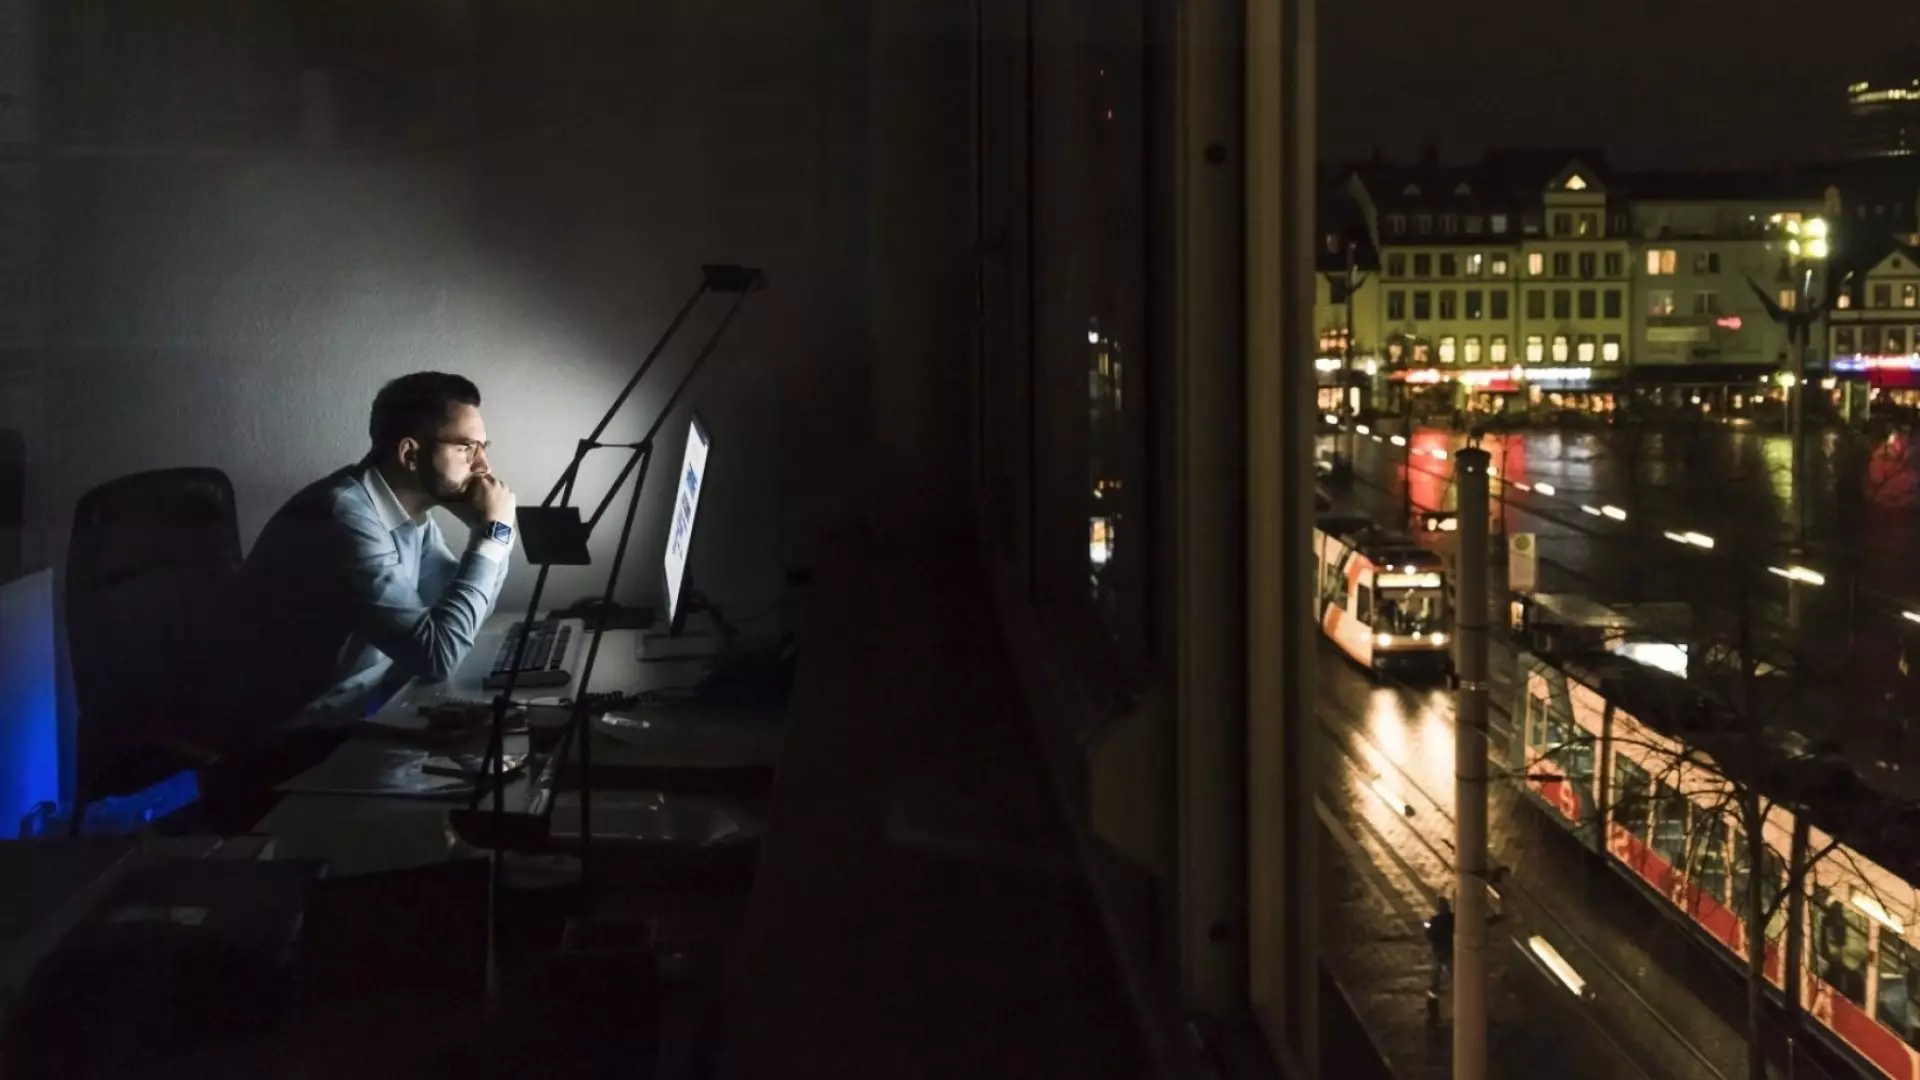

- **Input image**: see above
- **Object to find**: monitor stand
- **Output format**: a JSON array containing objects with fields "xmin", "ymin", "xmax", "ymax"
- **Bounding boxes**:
[{"xmin": 635, "ymin": 608, "xmax": 728, "ymax": 662}]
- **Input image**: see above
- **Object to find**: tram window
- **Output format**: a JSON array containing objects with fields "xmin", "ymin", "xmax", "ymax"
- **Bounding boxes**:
[
  {"xmin": 1690, "ymin": 814, "xmax": 1729, "ymax": 907},
  {"xmin": 1877, "ymin": 933, "xmax": 1920, "ymax": 1047},
  {"xmin": 1611, "ymin": 755, "xmax": 1652, "ymax": 840},
  {"xmin": 1525, "ymin": 695, "xmax": 1549, "ymax": 749},
  {"xmin": 1652, "ymin": 783, "xmax": 1689, "ymax": 866},
  {"xmin": 1546, "ymin": 710, "xmax": 1593, "ymax": 785},
  {"xmin": 1729, "ymin": 839, "xmax": 1786, "ymax": 938},
  {"xmin": 1356, "ymin": 584, "xmax": 1373, "ymax": 623},
  {"xmin": 1321, "ymin": 563, "xmax": 1346, "ymax": 611},
  {"xmin": 1811, "ymin": 889, "xmax": 1871, "ymax": 1008}
]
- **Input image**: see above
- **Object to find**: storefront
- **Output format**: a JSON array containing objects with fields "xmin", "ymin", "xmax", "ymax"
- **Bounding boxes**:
[
  {"xmin": 1833, "ymin": 353, "xmax": 1920, "ymax": 421},
  {"xmin": 1315, "ymin": 353, "xmax": 1379, "ymax": 416},
  {"xmin": 1387, "ymin": 365, "xmax": 1623, "ymax": 422}
]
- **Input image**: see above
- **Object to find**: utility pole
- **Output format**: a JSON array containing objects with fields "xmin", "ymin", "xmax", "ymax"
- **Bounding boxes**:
[{"xmin": 1453, "ymin": 446, "xmax": 1491, "ymax": 1080}]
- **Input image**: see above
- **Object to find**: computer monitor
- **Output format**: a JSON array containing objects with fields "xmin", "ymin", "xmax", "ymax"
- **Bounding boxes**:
[{"xmin": 660, "ymin": 414, "xmax": 711, "ymax": 636}]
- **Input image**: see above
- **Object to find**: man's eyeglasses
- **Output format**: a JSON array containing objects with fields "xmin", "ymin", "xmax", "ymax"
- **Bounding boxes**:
[{"xmin": 435, "ymin": 437, "xmax": 492, "ymax": 460}]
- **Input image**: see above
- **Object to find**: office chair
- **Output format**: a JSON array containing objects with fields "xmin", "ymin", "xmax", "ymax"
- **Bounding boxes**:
[{"xmin": 66, "ymin": 467, "xmax": 244, "ymax": 835}]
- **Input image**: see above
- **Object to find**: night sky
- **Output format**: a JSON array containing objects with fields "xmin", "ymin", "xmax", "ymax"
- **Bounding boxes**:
[{"xmin": 1320, "ymin": 0, "xmax": 1920, "ymax": 168}]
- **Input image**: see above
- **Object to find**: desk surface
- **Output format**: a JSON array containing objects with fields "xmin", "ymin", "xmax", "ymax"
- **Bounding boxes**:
[{"xmin": 253, "ymin": 614, "xmax": 784, "ymax": 877}]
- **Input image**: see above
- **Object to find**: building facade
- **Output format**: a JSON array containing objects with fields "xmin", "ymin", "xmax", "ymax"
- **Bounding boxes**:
[
  {"xmin": 1848, "ymin": 75, "xmax": 1920, "ymax": 160},
  {"xmin": 1830, "ymin": 240, "xmax": 1920, "ymax": 414}
]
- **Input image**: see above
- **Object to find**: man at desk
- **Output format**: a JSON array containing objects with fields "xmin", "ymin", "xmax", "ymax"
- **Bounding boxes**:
[{"xmin": 202, "ymin": 372, "xmax": 518, "ymax": 827}]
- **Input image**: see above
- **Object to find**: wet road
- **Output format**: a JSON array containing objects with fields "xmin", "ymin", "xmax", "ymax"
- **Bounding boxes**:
[{"xmin": 1314, "ymin": 636, "xmax": 1854, "ymax": 1080}]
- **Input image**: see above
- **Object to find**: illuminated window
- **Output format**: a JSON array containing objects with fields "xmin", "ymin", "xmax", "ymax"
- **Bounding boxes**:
[
  {"xmin": 1387, "ymin": 291, "xmax": 1406, "ymax": 320},
  {"xmin": 1693, "ymin": 252, "xmax": 1721, "ymax": 274},
  {"xmin": 1604, "ymin": 252, "xmax": 1623, "ymax": 277},
  {"xmin": 1564, "ymin": 174, "xmax": 1589, "ymax": 192},
  {"xmin": 1837, "ymin": 292, "xmax": 1852, "ymax": 310},
  {"xmin": 1490, "ymin": 214, "xmax": 1509, "ymax": 233},
  {"xmin": 1646, "ymin": 249, "xmax": 1677, "ymax": 275},
  {"xmin": 1490, "ymin": 256, "xmax": 1510, "ymax": 277},
  {"xmin": 1491, "ymin": 291, "xmax": 1509, "ymax": 319},
  {"xmin": 1551, "ymin": 212, "xmax": 1572, "ymax": 237},
  {"xmin": 1836, "ymin": 327, "xmax": 1855, "ymax": 354},
  {"xmin": 1890, "ymin": 328, "xmax": 1910, "ymax": 354},
  {"xmin": 1578, "ymin": 289, "xmax": 1597, "ymax": 319},
  {"xmin": 1576, "ymin": 335, "xmax": 1596, "ymax": 363},
  {"xmin": 1604, "ymin": 289, "xmax": 1622, "ymax": 318},
  {"xmin": 1464, "ymin": 335, "xmax": 1483, "ymax": 364},
  {"xmin": 1527, "ymin": 252, "xmax": 1545, "ymax": 276},
  {"xmin": 1578, "ymin": 212, "xmax": 1598, "ymax": 237},
  {"xmin": 1778, "ymin": 289, "xmax": 1796, "ymax": 311},
  {"xmin": 1578, "ymin": 252, "xmax": 1596, "ymax": 280},
  {"xmin": 1490, "ymin": 335, "xmax": 1510, "ymax": 364},
  {"xmin": 1413, "ymin": 340, "xmax": 1431, "ymax": 364},
  {"xmin": 1553, "ymin": 290, "xmax": 1572, "ymax": 319},
  {"xmin": 1466, "ymin": 253, "xmax": 1484, "ymax": 277},
  {"xmin": 1692, "ymin": 290, "xmax": 1719, "ymax": 315},
  {"xmin": 1526, "ymin": 290, "xmax": 1546, "ymax": 319},
  {"xmin": 1552, "ymin": 252, "xmax": 1571, "ymax": 277},
  {"xmin": 1388, "ymin": 338, "xmax": 1406, "ymax": 363},
  {"xmin": 1440, "ymin": 253, "xmax": 1458, "ymax": 276},
  {"xmin": 1602, "ymin": 334, "xmax": 1621, "ymax": 362},
  {"xmin": 1387, "ymin": 253, "xmax": 1406, "ymax": 277},
  {"xmin": 1552, "ymin": 335, "xmax": 1570, "ymax": 363},
  {"xmin": 1439, "ymin": 335, "xmax": 1457, "ymax": 364},
  {"xmin": 1413, "ymin": 291, "xmax": 1431, "ymax": 319},
  {"xmin": 1466, "ymin": 290, "xmax": 1484, "ymax": 319},
  {"xmin": 1905, "ymin": 284, "xmax": 1918, "ymax": 308},
  {"xmin": 1525, "ymin": 335, "xmax": 1545, "ymax": 363},
  {"xmin": 1649, "ymin": 289, "xmax": 1676, "ymax": 316},
  {"xmin": 1439, "ymin": 291, "xmax": 1458, "ymax": 319},
  {"xmin": 1874, "ymin": 284, "xmax": 1892, "ymax": 308},
  {"xmin": 1414, "ymin": 253, "xmax": 1432, "ymax": 277}
]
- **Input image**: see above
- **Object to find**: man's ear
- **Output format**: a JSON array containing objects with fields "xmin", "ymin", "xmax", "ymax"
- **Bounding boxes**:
[{"xmin": 396, "ymin": 437, "xmax": 421, "ymax": 471}]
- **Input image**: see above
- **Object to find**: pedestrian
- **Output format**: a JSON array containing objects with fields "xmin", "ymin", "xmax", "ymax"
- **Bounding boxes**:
[{"xmin": 1425, "ymin": 896, "xmax": 1455, "ymax": 998}]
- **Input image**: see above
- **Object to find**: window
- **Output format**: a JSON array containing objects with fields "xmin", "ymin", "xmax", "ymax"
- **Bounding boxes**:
[
  {"xmin": 1890, "ymin": 328, "xmax": 1909, "ymax": 354},
  {"xmin": 1878, "ymin": 932, "xmax": 1920, "ymax": 1048},
  {"xmin": 1579, "ymin": 212, "xmax": 1598, "ymax": 237},
  {"xmin": 1464, "ymin": 216, "xmax": 1484, "ymax": 235},
  {"xmin": 1386, "ymin": 338, "xmax": 1405, "ymax": 363},
  {"xmin": 1865, "ymin": 327, "xmax": 1884, "ymax": 354},
  {"xmin": 1576, "ymin": 334, "xmax": 1596, "ymax": 363},
  {"xmin": 1836, "ymin": 327, "xmax": 1855, "ymax": 354},
  {"xmin": 1526, "ymin": 290, "xmax": 1546, "ymax": 319},
  {"xmin": 1812, "ymin": 888, "xmax": 1870, "ymax": 1008},
  {"xmin": 1387, "ymin": 290, "xmax": 1406, "ymax": 320},
  {"xmin": 1838, "ymin": 292, "xmax": 1853, "ymax": 310},
  {"xmin": 1413, "ymin": 291, "xmax": 1431, "ymax": 320},
  {"xmin": 1440, "ymin": 253, "xmax": 1458, "ymax": 276},
  {"xmin": 1578, "ymin": 252, "xmax": 1596, "ymax": 280},
  {"xmin": 1604, "ymin": 252, "xmax": 1623, "ymax": 277},
  {"xmin": 1439, "ymin": 215, "xmax": 1458, "ymax": 235},
  {"xmin": 1646, "ymin": 249, "xmax": 1678, "ymax": 275},
  {"xmin": 1412, "ymin": 340, "xmax": 1431, "ymax": 364},
  {"xmin": 1649, "ymin": 289, "xmax": 1676, "ymax": 316},
  {"xmin": 1490, "ymin": 256, "xmax": 1510, "ymax": 277},
  {"xmin": 1465, "ymin": 290, "xmax": 1484, "ymax": 320},
  {"xmin": 1439, "ymin": 291, "xmax": 1457, "ymax": 319},
  {"xmin": 1551, "ymin": 212, "xmax": 1572, "ymax": 237},
  {"xmin": 1604, "ymin": 289, "xmax": 1622, "ymax": 319},
  {"xmin": 1490, "ymin": 335, "xmax": 1509, "ymax": 364},
  {"xmin": 1439, "ymin": 335, "xmax": 1457, "ymax": 364},
  {"xmin": 1525, "ymin": 334, "xmax": 1545, "ymax": 363},
  {"xmin": 1491, "ymin": 291, "xmax": 1509, "ymax": 320},
  {"xmin": 1692, "ymin": 290, "xmax": 1719, "ymax": 315},
  {"xmin": 1553, "ymin": 289, "xmax": 1572, "ymax": 319},
  {"xmin": 1415, "ymin": 214, "xmax": 1433, "ymax": 234},
  {"xmin": 1414, "ymin": 253, "xmax": 1432, "ymax": 277},
  {"xmin": 1611, "ymin": 755, "xmax": 1651, "ymax": 840},
  {"xmin": 1466, "ymin": 253, "xmax": 1484, "ymax": 277},
  {"xmin": 1691, "ymin": 814, "xmax": 1730, "ymax": 907},
  {"xmin": 1651, "ymin": 783, "xmax": 1689, "ymax": 865},
  {"xmin": 1778, "ymin": 289, "xmax": 1797, "ymax": 311},
  {"xmin": 1905, "ymin": 284, "xmax": 1919, "ymax": 308},
  {"xmin": 1602, "ymin": 334, "xmax": 1621, "ymax": 362},
  {"xmin": 1693, "ymin": 252, "xmax": 1721, "ymax": 274},
  {"xmin": 1874, "ymin": 283, "xmax": 1892, "ymax": 308},
  {"xmin": 1464, "ymin": 335, "xmax": 1482, "ymax": 364},
  {"xmin": 1730, "ymin": 840, "xmax": 1785, "ymax": 937},
  {"xmin": 1527, "ymin": 252, "xmax": 1545, "ymax": 276},
  {"xmin": 1387, "ymin": 253, "xmax": 1406, "ymax": 278},
  {"xmin": 1578, "ymin": 289, "xmax": 1597, "ymax": 319},
  {"xmin": 1552, "ymin": 334, "xmax": 1570, "ymax": 363},
  {"xmin": 1552, "ymin": 252, "xmax": 1571, "ymax": 277},
  {"xmin": 1386, "ymin": 214, "xmax": 1406, "ymax": 235},
  {"xmin": 1490, "ymin": 214, "xmax": 1509, "ymax": 233}
]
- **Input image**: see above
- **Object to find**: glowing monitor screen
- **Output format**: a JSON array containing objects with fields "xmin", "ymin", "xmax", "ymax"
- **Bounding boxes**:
[{"xmin": 662, "ymin": 416, "xmax": 711, "ymax": 629}]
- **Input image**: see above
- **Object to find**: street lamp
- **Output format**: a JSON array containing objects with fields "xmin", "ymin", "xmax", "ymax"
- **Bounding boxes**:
[{"xmin": 1750, "ymin": 212, "xmax": 1833, "ymax": 628}]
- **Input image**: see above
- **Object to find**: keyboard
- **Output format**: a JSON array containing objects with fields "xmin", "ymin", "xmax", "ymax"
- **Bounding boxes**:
[{"xmin": 484, "ymin": 620, "xmax": 575, "ymax": 689}]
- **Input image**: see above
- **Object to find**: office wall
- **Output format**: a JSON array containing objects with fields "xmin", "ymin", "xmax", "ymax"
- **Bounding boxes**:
[{"xmin": 31, "ymin": 0, "xmax": 969, "ymax": 759}]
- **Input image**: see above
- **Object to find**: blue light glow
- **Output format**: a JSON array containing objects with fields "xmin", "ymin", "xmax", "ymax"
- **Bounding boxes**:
[{"xmin": 1, "ymin": 570, "xmax": 60, "ymax": 836}]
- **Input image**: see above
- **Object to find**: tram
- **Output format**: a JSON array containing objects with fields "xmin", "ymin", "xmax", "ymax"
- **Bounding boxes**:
[
  {"xmin": 1513, "ymin": 649, "xmax": 1920, "ymax": 1080},
  {"xmin": 1313, "ymin": 513, "xmax": 1452, "ymax": 678}
]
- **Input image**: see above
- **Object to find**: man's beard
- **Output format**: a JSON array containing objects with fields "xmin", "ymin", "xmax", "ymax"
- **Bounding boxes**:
[{"xmin": 419, "ymin": 459, "xmax": 466, "ymax": 504}]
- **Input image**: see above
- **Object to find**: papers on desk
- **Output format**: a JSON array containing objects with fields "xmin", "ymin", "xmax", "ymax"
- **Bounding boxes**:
[{"xmin": 275, "ymin": 740, "xmax": 525, "ymax": 799}]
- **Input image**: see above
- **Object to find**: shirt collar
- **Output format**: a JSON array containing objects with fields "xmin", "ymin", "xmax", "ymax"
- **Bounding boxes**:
[{"xmin": 360, "ymin": 461, "xmax": 426, "ymax": 532}]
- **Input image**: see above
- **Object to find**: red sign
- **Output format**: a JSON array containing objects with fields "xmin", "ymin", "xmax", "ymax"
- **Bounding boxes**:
[{"xmin": 1715, "ymin": 315, "xmax": 1743, "ymax": 331}]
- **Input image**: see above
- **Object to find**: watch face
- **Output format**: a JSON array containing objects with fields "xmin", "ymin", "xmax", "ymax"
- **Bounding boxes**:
[{"xmin": 489, "ymin": 521, "xmax": 513, "ymax": 543}]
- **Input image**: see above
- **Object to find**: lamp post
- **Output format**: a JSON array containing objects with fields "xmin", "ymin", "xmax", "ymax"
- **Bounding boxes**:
[{"xmin": 1752, "ymin": 213, "xmax": 1830, "ymax": 629}]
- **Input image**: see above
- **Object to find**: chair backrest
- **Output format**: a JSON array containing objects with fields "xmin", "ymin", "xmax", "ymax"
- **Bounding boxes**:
[{"xmin": 66, "ymin": 467, "xmax": 244, "ymax": 801}]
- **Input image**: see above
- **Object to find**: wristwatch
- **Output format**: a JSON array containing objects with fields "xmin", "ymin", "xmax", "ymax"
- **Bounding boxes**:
[{"xmin": 485, "ymin": 520, "xmax": 514, "ymax": 545}]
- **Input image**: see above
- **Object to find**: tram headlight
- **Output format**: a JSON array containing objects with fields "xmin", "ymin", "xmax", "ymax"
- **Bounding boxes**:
[{"xmin": 1375, "ymin": 633, "xmax": 1393, "ymax": 648}]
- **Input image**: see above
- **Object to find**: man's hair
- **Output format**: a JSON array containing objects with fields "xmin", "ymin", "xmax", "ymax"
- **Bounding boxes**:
[{"xmin": 368, "ymin": 372, "xmax": 481, "ymax": 459}]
